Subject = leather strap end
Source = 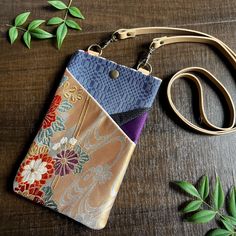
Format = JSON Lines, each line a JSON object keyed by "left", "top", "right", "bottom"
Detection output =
{"left": 116, "top": 29, "right": 136, "bottom": 39}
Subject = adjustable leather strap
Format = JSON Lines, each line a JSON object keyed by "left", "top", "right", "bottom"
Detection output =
{"left": 115, "top": 27, "right": 236, "bottom": 135}
{"left": 115, "top": 27, "right": 213, "bottom": 39}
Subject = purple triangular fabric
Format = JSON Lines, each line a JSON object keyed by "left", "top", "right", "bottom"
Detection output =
{"left": 121, "top": 112, "right": 148, "bottom": 143}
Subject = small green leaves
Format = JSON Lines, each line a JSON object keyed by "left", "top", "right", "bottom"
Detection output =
{"left": 47, "top": 17, "right": 64, "bottom": 25}
{"left": 15, "top": 12, "right": 30, "bottom": 26}
{"left": 174, "top": 181, "right": 201, "bottom": 198}
{"left": 174, "top": 175, "right": 236, "bottom": 235}
{"left": 7, "top": 12, "right": 53, "bottom": 48}
{"left": 23, "top": 31, "right": 31, "bottom": 48}
{"left": 207, "top": 229, "right": 232, "bottom": 236}
{"left": 229, "top": 187, "right": 236, "bottom": 218}
{"left": 47, "top": 0, "right": 84, "bottom": 49}
{"left": 9, "top": 27, "right": 18, "bottom": 44}
{"left": 68, "top": 6, "right": 85, "bottom": 19}
{"left": 198, "top": 175, "right": 209, "bottom": 200}
{"left": 182, "top": 200, "right": 202, "bottom": 213}
{"left": 48, "top": 1, "right": 67, "bottom": 10}
{"left": 56, "top": 23, "right": 67, "bottom": 49}
{"left": 213, "top": 176, "right": 225, "bottom": 210}
{"left": 28, "top": 19, "right": 45, "bottom": 30}
{"left": 30, "top": 28, "right": 54, "bottom": 39}
{"left": 8, "top": 12, "right": 30, "bottom": 44}
{"left": 65, "top": 19, "right": 81, "bottom": 30}
{"left": 188, "top": 210, "right": 216, "bottom": 224}
{"left": 7, "top": 0, "right": 85, "bottom": 49}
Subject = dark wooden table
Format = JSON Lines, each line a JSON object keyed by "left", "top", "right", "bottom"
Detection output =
{"left": 1, "top": 0, "right": 236, "bottom": 235}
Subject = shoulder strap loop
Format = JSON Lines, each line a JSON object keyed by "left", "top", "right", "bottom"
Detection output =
{"left": 115, "top": 27, "right": 236, "bottom": 135}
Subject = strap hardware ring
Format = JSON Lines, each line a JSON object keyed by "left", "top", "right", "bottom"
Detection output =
{"left": 137, "top": 60, "right": 153, "bottom": 74}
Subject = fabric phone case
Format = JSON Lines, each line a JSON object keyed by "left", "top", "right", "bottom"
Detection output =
{"left": 13, "top": 50, "right": 162, "bottom": 229}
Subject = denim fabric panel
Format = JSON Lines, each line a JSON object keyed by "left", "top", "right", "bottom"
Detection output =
{"left": 67, "top": 50, "right": 161, "bottom": 115}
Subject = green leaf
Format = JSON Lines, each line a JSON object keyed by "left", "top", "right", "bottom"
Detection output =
{"left": 75, "top": 145, "right": 81, "bottom": 153}
{"left": 68, "top": 6, "right": 85, "bottom": 19}
{"left": 198, "top": 175, "right": 209, "bottom": 200}
{"left": 229, "top": 187, "right": 236, "bottom": 218}
{"left": 174, "top": 181, "right": 201, "bottom": 198}
{"left": 80, "top": 151, "right": 89, "bottom": 159}
{"left": 48, "top": 1, "right": 67, "bottom": 10}
{"left": 30, "top": 28, "right": 54, "bottom": 39}
{"left": 65, "top": 19, "right": 81, "bottom": 30}
{"left": 15, "top": 12, "right": 30, "bottom": 26}
{"left": 37, "top": 129, "right": 50, "bottom": 146}
{"left": 8, "top": 27, "right": 18, "bottom": 44}
{"left": 207, "top": 228, "right": 232, "bottom": 236}
{"left": 213, "top": 176, "right": 225, "bottom": 210}
{"left": 224, "top": 215, "right": 236, "bottom": 225}
{"left": 28, "top": 19, "right": 45, "bottom": 30}
{"left": 51, "top": 116, "right": 65, "bottom": 131}
{"left": 56, "top": 23, "right": 67, "bottom": 49}
{"left": 73, "top": 164, "right": 83, "bottom": 174}
{"left": 221, "top": 218, "right": 234, "bottom": 232}
{"left": 58, "top": 100, "right": 72, "bottom": 112}
{"left": 45, "top": 199, "right": 58, "bottom": 211}
{"left": 182, "top": 200, "right": 202, "bottom": 213}
{"left": 42, "top": 186, "right": 53, "bottom": 201}
{"left": 23, "top": 31, "right": 31, "bottom": 48}
{"left": 188, "top": 210, "right": 216, "bottom": 223}
{"left": 47, "top": 17, "right": 64, "bottom": 25}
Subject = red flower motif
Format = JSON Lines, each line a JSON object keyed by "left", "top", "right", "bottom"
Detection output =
{"left": 42, "top": 95, "right": 62, "bottom": 129}
{"left": 16, "top": 153, "right": 55, "bottom": 187}
{"left": 14, "top": 183, "right": 44, "bottom": 204}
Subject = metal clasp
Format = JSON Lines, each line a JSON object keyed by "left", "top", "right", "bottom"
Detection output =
{"left": 137, "top": 42, "right": 156, "bottom": 74}
{"left": 87, "top": 31, "right": 119, "bottom": 56}
{"left": 137, "top": 37, "right": 167, "bottom": 74}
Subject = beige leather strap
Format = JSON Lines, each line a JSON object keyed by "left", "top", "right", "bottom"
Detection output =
{"left": 115, "top": 27, "right": 236, "bottom": 135}
{"left": 115, "top": 27, "right": 213, "bottom": 39}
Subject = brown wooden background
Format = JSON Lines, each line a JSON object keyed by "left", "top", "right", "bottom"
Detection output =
{"left": 1, "top": 0, "right": 236, "bottom": 235}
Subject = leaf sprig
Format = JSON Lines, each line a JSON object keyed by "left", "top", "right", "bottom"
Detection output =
{"left": 7, "top": 0, "right": 85, "bottom": 49}
{"left": 174, "top": 175, "right": 236, "bottom": 236}
{"left": 7, "top": 12, "right": 53, "bottom": 48}
{"left": 47, "top": 0, "right": 85, "bottom": 49}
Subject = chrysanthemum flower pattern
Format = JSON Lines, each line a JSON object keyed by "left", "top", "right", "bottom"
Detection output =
{"left": 52, "top": 137, "right": 89, "bottom": 176}
{"left": 14, "top": 147, "right": 56, "bottom": 207}
{"left": 16, "top": 153, "right": 55, "bottom": 187}
{"left": 54, "top": 150, "right": 79, "bottom": 176}
{"left": 21, "top": 159, "right": 48, "bottom": 184}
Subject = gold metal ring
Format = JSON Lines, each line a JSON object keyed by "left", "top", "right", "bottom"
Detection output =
{"left": 87, "top": 44, "right": 103, "bottom": 56}
{"left": 137, "top": 61, "right": 153, "bottom": 74}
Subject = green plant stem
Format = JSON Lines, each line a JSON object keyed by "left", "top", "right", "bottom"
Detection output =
{"left": 64, "top": 0, "right": 73, "bottom": 21}
{"left": 202, "top": 200, "right": 224, "bottom": 218}
{"left": 200, "top": 199, "right": 236, "bottom": 233}
{"left": 6, "top": 24, "right": 27, "bottom": 32}
{"left": 201, "top": 199, "right": 230, "bottom": 220}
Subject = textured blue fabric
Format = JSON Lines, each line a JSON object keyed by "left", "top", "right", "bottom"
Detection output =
{"left": 67, "top": 50, "right": 161, "bottom": 115}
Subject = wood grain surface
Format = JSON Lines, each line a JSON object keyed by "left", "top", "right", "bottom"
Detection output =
{"left": 0, "top": 0, "right": 236, "bottom": 235}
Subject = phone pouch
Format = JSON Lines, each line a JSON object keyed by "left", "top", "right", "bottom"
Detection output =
{"left": 13, "top": 49, "right": 161, "bottom": 229}
{"left": 14, "top": 26, "right": 236, "bottom": 230}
